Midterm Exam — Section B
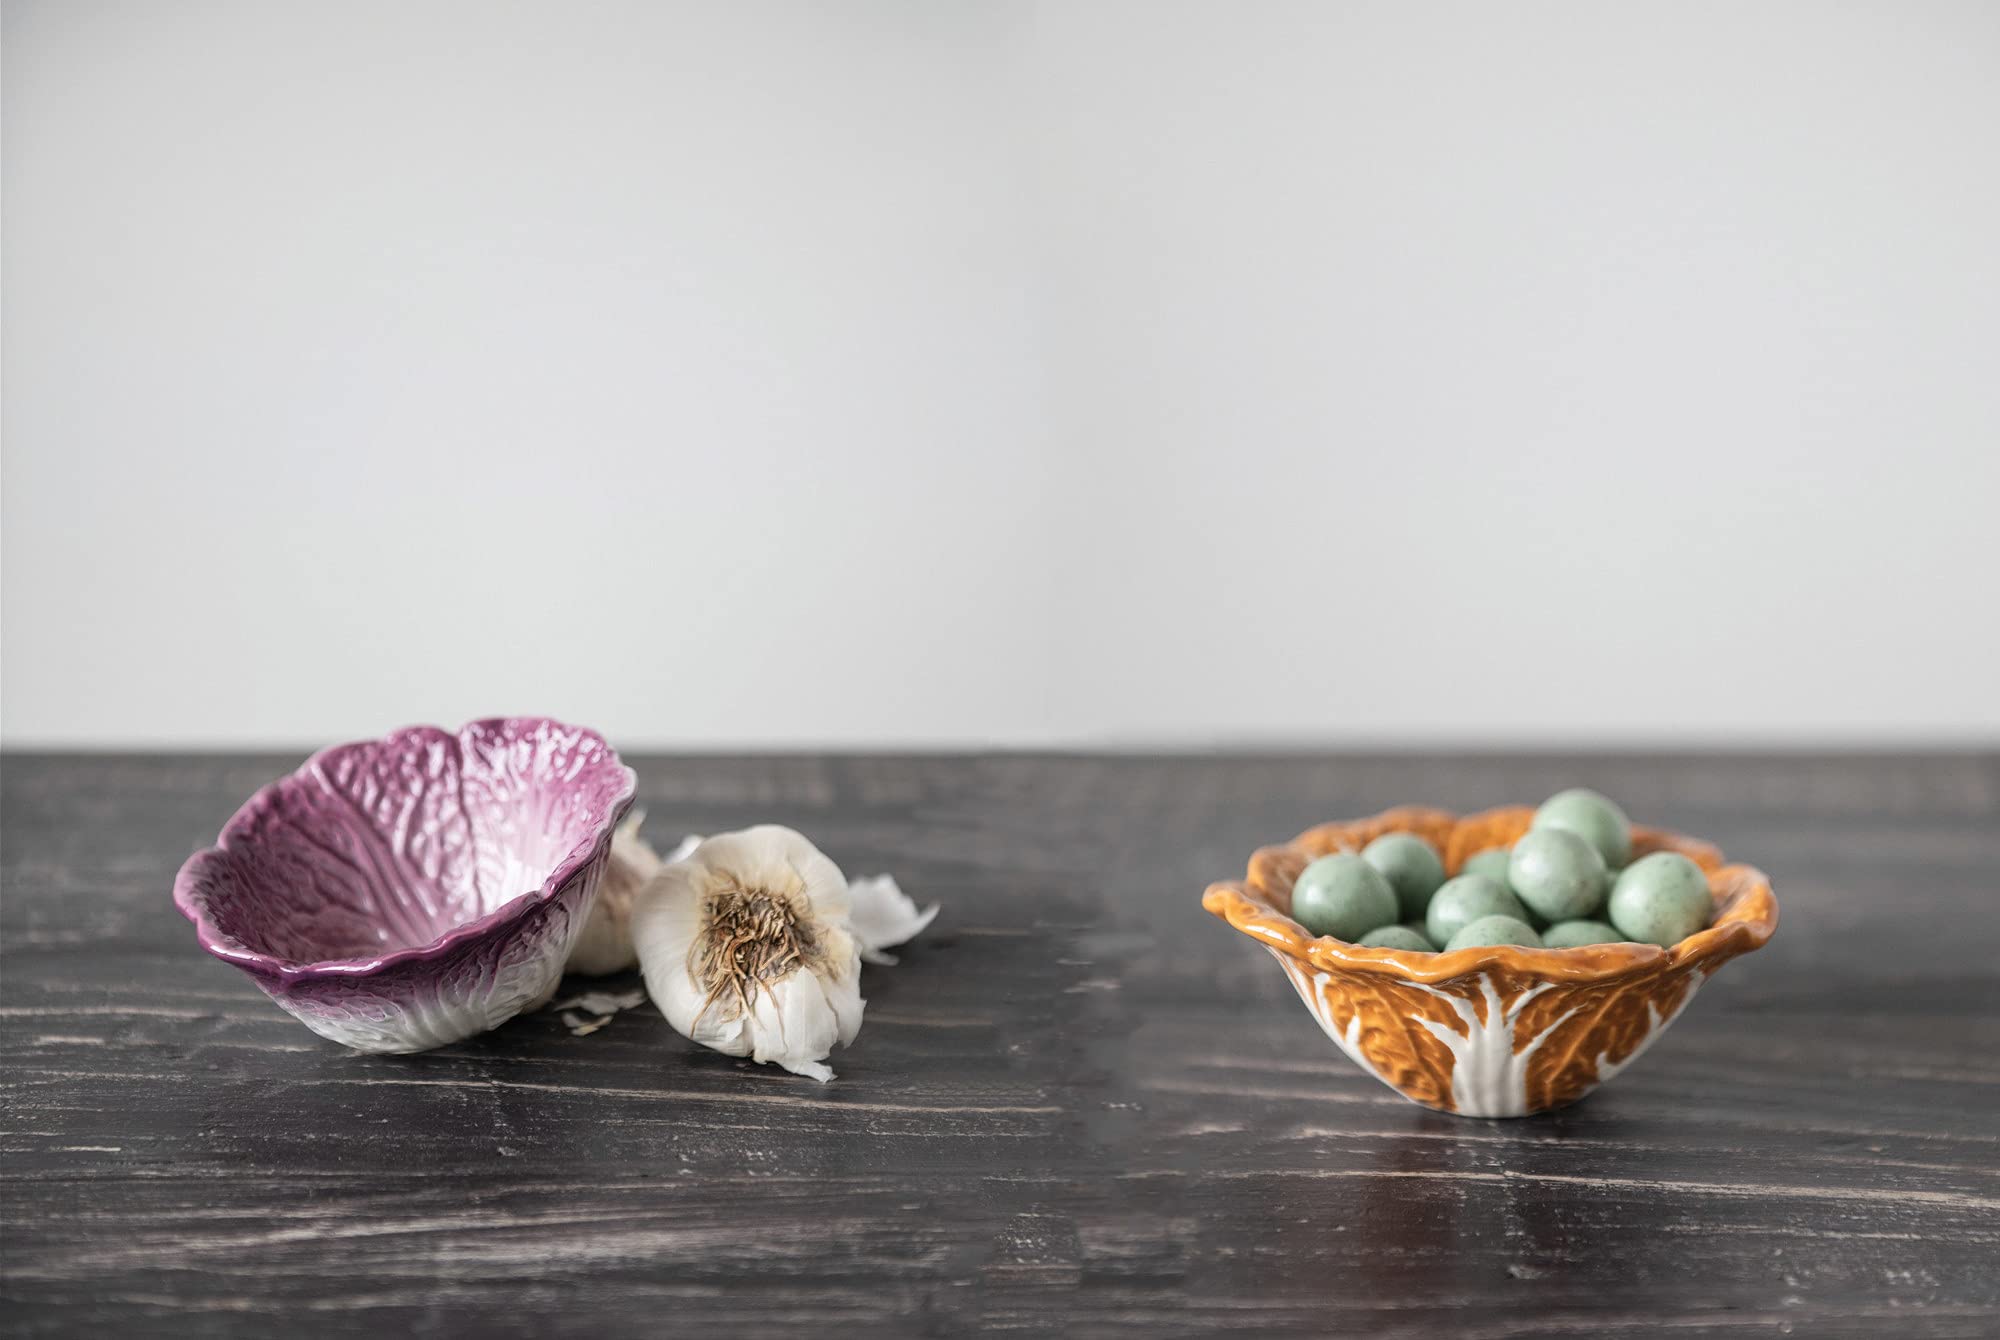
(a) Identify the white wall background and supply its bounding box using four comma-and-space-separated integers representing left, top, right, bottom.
5, 0, 1997, 749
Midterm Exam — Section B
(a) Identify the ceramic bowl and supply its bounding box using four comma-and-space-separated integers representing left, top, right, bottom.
1203, 805, 1778, 1117
174, 717, 637, 1053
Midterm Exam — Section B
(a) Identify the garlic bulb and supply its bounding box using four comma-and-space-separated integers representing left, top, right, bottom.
846, 874, 940, 965
630, 824, 864, 1082
566, 813, 693, 975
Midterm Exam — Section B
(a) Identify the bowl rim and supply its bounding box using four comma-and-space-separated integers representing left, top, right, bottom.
1203, 804, 1779, 986
172, 716, 638, 983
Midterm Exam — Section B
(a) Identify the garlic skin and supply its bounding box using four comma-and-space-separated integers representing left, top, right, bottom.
846, 874, 940, 966
630, 824, 864, 1082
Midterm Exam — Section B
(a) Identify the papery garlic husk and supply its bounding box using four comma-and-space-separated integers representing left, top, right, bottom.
846, 874, 940, 966
630, 824, 864, 1082
565, 813, 696, 976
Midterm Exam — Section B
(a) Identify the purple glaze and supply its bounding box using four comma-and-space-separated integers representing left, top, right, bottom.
173, 718, 637, 1052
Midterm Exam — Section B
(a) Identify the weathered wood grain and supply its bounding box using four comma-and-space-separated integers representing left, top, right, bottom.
3, 752, 1997, 1337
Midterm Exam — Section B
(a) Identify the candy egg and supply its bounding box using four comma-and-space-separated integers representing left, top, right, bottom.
1356, 924, 1435, 952
1508, 827, 1609, 923
1444, 914, 1543, 951
1424, 874, 1529, 948
1459, 847, 1513, 886
1290, 854, 1399, 941
1541, 919, 1626, 949
1532, 787, 1632, 869
1608, 852, 1712, 947
1361, 832, 1447, 921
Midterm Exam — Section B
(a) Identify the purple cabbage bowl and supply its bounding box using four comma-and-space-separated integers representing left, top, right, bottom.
173, 718, 637, 1053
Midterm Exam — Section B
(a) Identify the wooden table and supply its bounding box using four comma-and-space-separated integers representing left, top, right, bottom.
4, 753, 1996, 1337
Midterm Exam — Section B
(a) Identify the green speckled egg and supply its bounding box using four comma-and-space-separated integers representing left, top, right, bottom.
1356, 924, 1435, 952
1607, 851, 1712, 947
1424, 874, 1528, 948
1361, 832, 1447, 920
1444, 914, 1543, 951
1532, 787, 1632, 868
1541, 919, 1626, 949
1508, 827, 1609, 922
1459, 847, 1513, 887
1290, 854, 1399, 941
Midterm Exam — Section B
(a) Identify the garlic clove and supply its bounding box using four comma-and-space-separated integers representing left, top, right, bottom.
631, 824, 864, 1082
747, 968, 863, 1082
846, 874, 940, 966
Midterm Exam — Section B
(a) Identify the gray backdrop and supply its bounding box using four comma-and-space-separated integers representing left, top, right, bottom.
5, 0, 1995, 747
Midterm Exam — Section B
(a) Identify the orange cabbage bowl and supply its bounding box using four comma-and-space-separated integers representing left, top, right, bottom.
1202, 806, 1779, 1118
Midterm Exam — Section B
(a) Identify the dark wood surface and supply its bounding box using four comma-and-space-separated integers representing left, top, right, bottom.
4, 752, 1998, 1338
